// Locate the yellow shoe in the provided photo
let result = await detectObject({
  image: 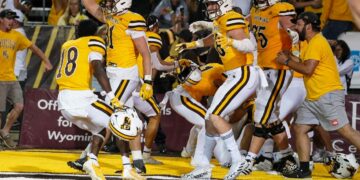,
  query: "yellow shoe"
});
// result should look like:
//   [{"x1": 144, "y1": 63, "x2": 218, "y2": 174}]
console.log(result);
[
  {"x1": 83, "y1": 159, "x2": 106, "y2": 180},
  {"x1": 123, "y1": 168, "x2": 146, "y2": 180}
]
